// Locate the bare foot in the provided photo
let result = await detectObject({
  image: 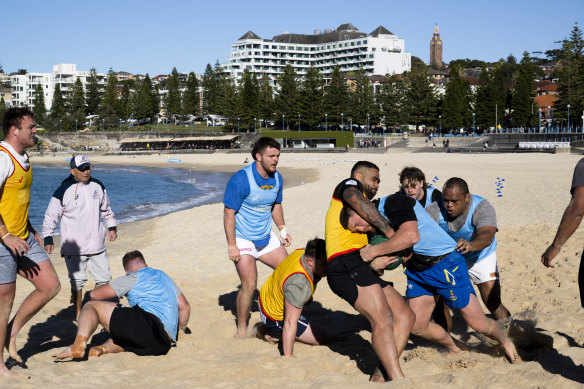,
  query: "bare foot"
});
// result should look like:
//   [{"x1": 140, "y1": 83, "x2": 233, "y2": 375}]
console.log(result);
[
  {"x1": 88, "y1": 346, "x2": 108, "y2": 357},
  {"x1": 52, "y1": 347, "x2": 73, "y2": 360},
  {"x1": 6, "y1": 336, "x2": 21, "y2": 362},
  {"x1": 233, "y1": 332, "x2": 247, "y2": 339},
  {"x1": 447, "y1": 338, "x2": 469, "y2": 357},
  {"x1": 0, "y1": 367, "x2": 30, "y2": 381}
]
